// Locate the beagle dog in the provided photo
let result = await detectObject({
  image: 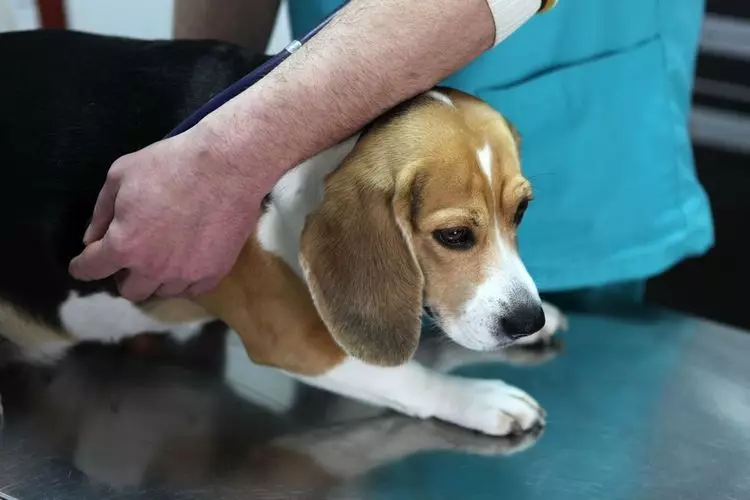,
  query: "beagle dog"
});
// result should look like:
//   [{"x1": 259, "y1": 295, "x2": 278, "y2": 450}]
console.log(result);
[{"x1": 0, "y1": 29, "x2": 566, "y2": 437}]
